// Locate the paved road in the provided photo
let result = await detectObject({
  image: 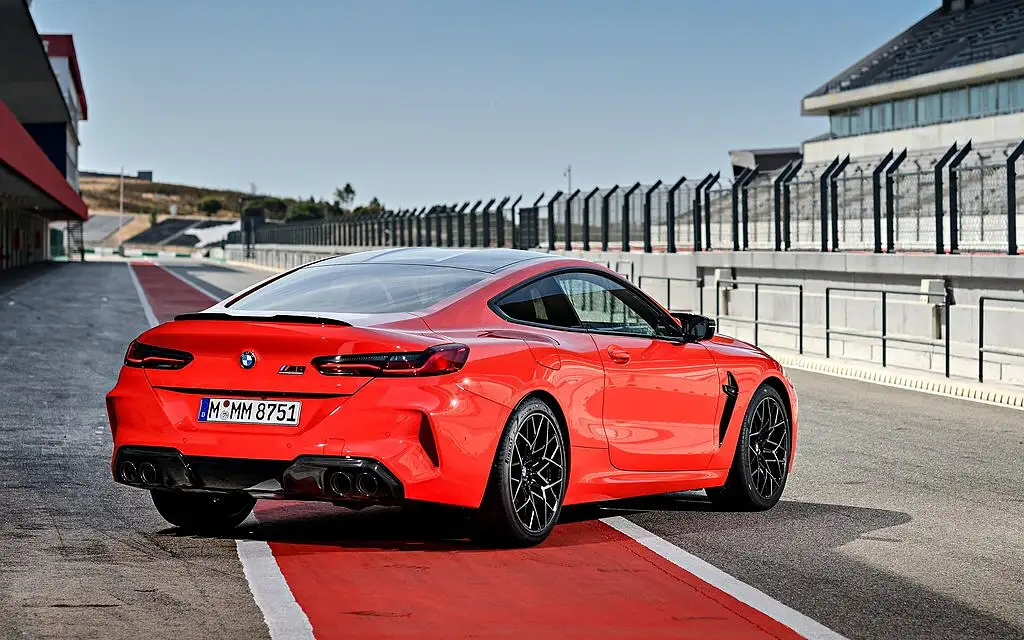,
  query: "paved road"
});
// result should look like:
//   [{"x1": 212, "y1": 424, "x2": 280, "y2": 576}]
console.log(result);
[{"x1": 0, "y1": 260, "x2": 1021, "y2": 639}]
